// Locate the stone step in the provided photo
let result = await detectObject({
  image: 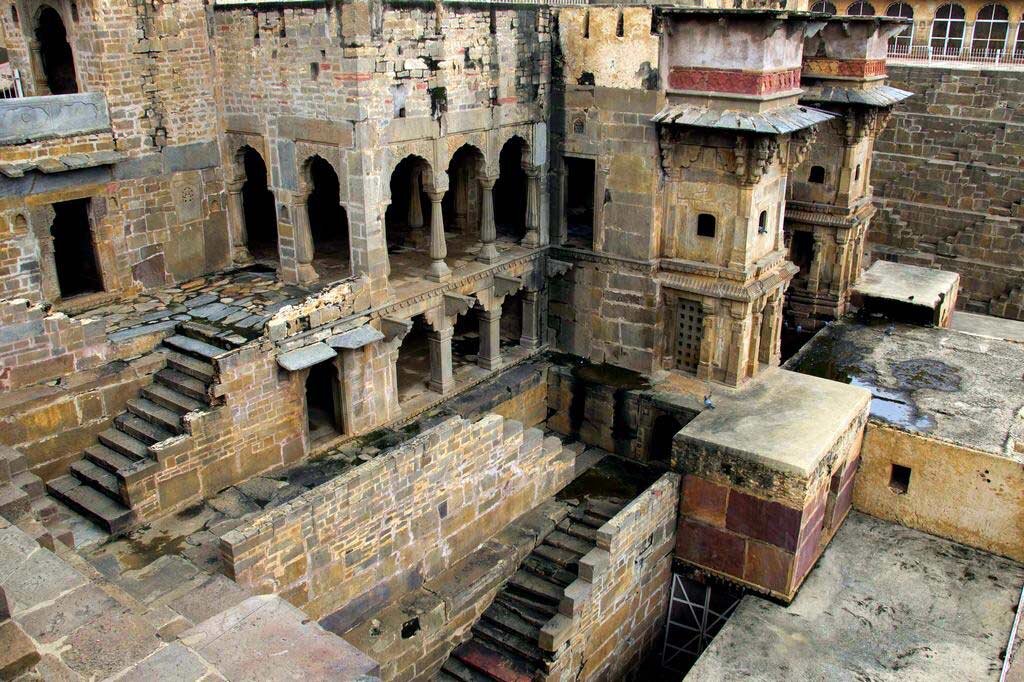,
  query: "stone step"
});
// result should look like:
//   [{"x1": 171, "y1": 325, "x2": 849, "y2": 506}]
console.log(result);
[
  {"x1": 559, "y1": 519, "x2": 598, "y2": 543},
  {"x1": 507, "y1": 570, "x2": 563, "y2": 606},
  {"x1": 471, "y1": 621, "x2": 544, "y2": 666},
  {"x1": 521, "y1": 555, "x2": 576, "y2": 588},
  {"x1": 164, "y1": 349, "x2": 215, "y2": 383},
  {"x1": 568, "y1": 506, "x2": 610, "y2": 530},
  {"x1": 531, "y1": 543, "x2": 582, "y2": 569},
  {"x1": 142, "y1": 382, "x2": 204, "y2": 415},
  {"x1": 85, "y1": 444, "x2": 134, "y2": 474},
  {"x1": 451, "y1": 639, "x2": 535, "y2": 682},
  {"x1": 69, "y1": 460, "x2": 122, "y2": 502},
  {"x1": 163, "y1": 334, "x2": 225, "y2": 361},
  {"x1": 493, "y1": 595, "x2": 555, "y2": 628},
  {"x1": 542, "y1": 530, "x2": 593, "y2": 557},
  {"x1": 439, "y1": 657, "x2": 495, "y2": 682},
  {"x1": 96, "y1": 430, "x2": 149, "y2": 461},
  {"x1": 583, "y1": 498, "x2": 626, "y2": 521},
  {"x1": 155, "y1": 368, "x2": 208, "y2": 402},
  {"x1": 127, "y1": 398, "x2": 182, "y2": 434},
  {"x1": 481, "y1": 601, "x2": 542, "y2": 643},
  {"x1": 46, "y1": 475, "x2": 133, "y2": 534},
  {"x1": 12, "y1": 471, "x2": 44, "y2": 500},
  {"x1": 115, "y1": 413, "x2": 174, "y2": 445}
]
